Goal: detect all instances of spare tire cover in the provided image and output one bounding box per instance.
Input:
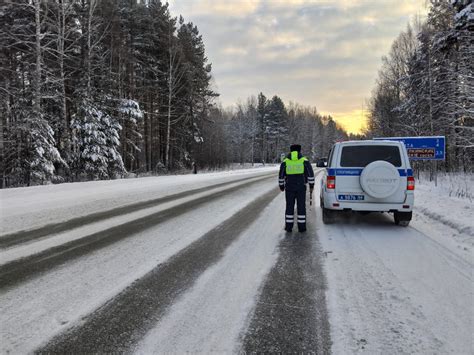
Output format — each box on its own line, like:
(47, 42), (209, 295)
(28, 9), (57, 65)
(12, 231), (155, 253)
(360, 160), (400, 199)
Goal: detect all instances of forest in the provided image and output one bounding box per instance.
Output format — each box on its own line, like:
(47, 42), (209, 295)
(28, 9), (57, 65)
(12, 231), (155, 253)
(0, 0), (347, 188)
(366, 0), (473, 172)
(202, 94), (349, 170)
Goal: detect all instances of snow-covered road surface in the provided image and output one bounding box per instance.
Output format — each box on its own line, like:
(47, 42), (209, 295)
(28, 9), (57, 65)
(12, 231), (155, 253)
(0, 167), (279, 236)
(320, 214), (472, 353)
(0, 168), (472, 353)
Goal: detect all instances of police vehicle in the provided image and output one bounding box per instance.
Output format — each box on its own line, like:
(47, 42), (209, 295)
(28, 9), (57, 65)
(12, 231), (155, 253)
(320, 140), (415, 226)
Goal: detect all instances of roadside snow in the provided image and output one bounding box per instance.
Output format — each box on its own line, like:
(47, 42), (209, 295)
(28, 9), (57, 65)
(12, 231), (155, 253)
(0, 166), (277, 235)
(418, 172), (473, 200)
(413, 173), (473, 263)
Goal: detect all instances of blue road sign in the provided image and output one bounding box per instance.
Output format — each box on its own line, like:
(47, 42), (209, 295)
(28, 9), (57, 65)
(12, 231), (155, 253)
(374, 136), (445, 160)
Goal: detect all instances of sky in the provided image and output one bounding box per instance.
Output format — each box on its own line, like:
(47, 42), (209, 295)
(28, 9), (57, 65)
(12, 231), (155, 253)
(168, 0), (427, 134)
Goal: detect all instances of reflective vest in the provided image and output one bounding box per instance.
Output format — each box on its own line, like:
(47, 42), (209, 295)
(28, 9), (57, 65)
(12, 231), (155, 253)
(284, 151), (307, 175)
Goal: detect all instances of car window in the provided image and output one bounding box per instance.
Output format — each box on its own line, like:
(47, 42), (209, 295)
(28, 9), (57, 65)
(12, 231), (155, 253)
(340, 145), (402, 167)
(327, 148), (334, 167)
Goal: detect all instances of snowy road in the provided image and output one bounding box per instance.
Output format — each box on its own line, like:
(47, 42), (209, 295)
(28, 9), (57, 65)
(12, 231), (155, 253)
(0, 168), (472, 354)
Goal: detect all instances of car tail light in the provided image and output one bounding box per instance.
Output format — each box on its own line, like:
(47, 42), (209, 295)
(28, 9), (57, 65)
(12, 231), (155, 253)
(327, 176), (336, 189)
(407, 176), (415, 190)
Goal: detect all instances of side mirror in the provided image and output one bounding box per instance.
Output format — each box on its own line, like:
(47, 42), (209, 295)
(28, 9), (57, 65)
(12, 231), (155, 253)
(316, 158), (328, 167)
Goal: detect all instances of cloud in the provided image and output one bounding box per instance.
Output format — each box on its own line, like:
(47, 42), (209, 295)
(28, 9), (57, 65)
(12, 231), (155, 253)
(168, 0), (260, 17)
(221, 46), (248, 56)
(168, 0), (428, 133)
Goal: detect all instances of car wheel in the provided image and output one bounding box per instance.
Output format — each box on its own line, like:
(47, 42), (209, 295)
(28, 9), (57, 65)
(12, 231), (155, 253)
(394, 211), (412, 227)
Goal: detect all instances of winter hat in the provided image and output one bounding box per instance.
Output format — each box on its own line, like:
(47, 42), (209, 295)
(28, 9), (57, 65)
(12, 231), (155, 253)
(290, 144), (301, 152)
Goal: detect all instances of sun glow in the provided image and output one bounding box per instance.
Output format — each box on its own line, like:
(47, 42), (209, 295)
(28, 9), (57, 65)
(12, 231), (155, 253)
(322, 109), (368, 135)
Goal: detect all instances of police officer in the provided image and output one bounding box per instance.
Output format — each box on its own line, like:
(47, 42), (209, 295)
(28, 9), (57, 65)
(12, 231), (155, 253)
(278, 144), (315, 232)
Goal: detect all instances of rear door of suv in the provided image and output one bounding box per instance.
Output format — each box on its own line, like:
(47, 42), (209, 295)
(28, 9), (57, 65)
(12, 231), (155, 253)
(334, 142), (407, 203)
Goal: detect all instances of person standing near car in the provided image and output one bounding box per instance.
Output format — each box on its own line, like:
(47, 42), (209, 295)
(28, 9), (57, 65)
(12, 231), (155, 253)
(278, 144), (315, 232)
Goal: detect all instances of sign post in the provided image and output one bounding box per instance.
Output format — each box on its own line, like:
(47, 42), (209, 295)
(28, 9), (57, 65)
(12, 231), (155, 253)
(374, 136), (446, 186)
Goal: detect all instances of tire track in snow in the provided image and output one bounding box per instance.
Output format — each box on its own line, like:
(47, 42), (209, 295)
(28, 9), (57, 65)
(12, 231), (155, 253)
(0, 172), (274, 249)
(320, 212), (471, 353)
(37, 187), (280, 353)
(241, 193), (331, 353)
(339, 220), (443, 353)
(133, 194), (285, 353)
(0, 175), (273, 290)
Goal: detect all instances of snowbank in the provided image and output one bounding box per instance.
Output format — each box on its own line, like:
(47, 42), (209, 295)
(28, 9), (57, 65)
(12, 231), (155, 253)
(417, 172), (473, 200)
(414, 173), (473, 260)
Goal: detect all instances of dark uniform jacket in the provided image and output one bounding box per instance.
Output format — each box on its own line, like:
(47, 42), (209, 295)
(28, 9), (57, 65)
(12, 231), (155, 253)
(278, 152), (315, 191)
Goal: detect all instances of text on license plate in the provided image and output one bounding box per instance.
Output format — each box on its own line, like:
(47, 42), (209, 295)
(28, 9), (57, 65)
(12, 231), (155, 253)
(338, 194), (365, 201)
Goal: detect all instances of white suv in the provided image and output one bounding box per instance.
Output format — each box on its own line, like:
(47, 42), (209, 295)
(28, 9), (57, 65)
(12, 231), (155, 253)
(320, 140), (415, 226)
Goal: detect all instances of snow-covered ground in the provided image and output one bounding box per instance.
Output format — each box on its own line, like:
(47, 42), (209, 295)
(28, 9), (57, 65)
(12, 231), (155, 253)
(0, 169), (278, 353)
(318, 173), (473, 354)
(0, 168), (472, 353)
(418, 171), (473, 200)
(414, 173), (473, 262)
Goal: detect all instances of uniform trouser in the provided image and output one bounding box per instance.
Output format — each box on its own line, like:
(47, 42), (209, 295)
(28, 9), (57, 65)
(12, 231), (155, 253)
(285, 187), (306, 230)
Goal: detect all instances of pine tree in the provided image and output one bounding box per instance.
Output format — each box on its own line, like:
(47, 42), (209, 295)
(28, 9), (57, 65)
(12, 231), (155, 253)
(71, 98), (124, 180)
(177, 17), (218, 167)
(257, 92), (268, 162)
(265, 96), (288, 162)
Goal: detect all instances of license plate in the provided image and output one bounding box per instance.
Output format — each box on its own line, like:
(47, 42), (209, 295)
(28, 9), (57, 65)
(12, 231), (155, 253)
(338, 194), (365, 201)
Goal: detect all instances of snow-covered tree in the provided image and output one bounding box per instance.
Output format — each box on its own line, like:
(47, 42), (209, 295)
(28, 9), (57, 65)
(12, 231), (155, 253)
(71, 99), (125, 180)
(367, 0), (473, 171)
(1, 0), (219, 187)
